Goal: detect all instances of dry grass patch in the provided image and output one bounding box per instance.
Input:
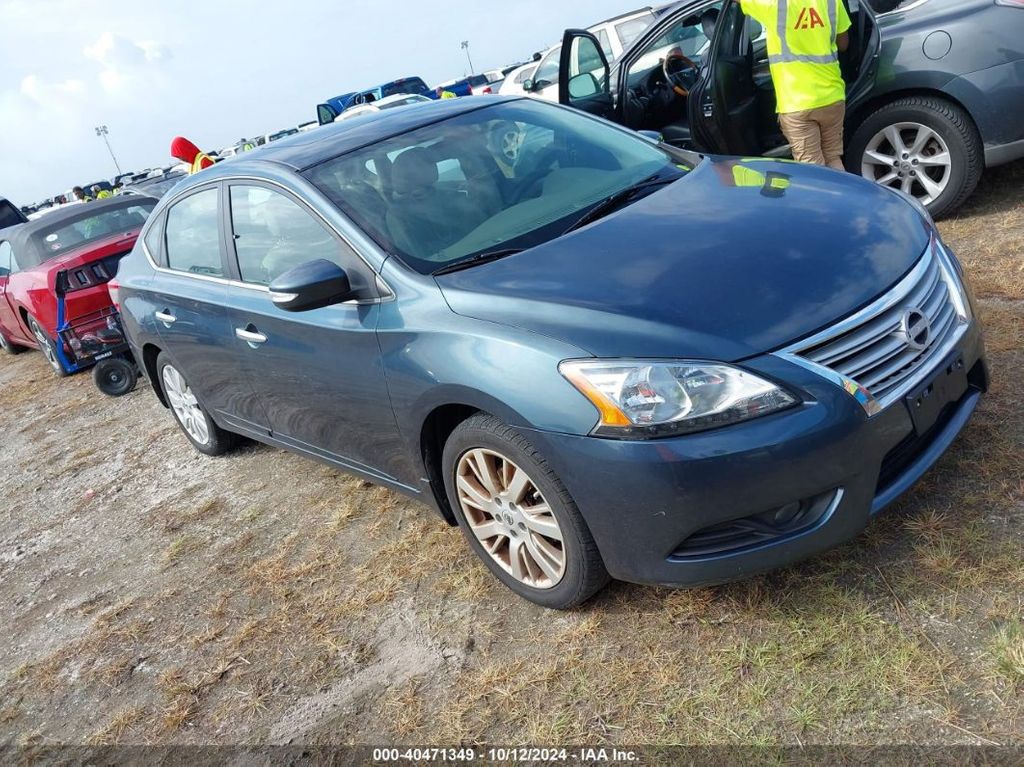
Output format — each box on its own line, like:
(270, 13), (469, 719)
(991, 620), (1024, 693)
(86, 706), (146, 745)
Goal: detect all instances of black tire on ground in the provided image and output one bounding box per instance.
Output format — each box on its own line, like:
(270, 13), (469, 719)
(26, 315), (69, 377)
(847, 96), (983, 220)
(155, 351), (236, 456)
(93, 357), (138, 397)
(0, 327), (26, 355)
(442, 413), (610, 609)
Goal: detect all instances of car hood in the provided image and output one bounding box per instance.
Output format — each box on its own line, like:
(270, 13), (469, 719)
(436, 157), (932, 361)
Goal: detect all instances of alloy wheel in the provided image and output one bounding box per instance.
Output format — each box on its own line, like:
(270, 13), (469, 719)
(455, 448), (566, 589)
(861, 122), (952, 206)
(161, 364), (210, 445)
(30, 320), (61, 372)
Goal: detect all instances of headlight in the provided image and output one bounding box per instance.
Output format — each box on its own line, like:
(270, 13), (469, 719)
(933, 236), (974, 321)
(559, 360), (798, 439)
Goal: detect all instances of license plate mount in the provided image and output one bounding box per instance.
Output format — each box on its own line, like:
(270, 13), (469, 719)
(905, 352), (968, 435)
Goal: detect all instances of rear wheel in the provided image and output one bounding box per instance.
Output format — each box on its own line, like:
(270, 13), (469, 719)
(156, 351), (236, 456)
(27, 315), (68, 377)
(848, 96), (983, 219)
(442, 414), (609, 609)
(0, 328), (26, 355)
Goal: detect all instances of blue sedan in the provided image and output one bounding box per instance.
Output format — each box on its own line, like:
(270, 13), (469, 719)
(115, 97), (987, 608)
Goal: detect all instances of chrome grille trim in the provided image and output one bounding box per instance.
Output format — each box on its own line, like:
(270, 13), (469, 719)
(775, 239), (970, 415)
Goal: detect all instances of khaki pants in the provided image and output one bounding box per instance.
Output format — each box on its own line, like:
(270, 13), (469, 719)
(779, 100), (846, 170)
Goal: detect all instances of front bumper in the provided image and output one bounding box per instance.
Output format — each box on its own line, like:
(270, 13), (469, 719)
(525, 321), (988, 587)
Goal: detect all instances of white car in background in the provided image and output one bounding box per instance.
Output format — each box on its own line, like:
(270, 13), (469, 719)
(498, 62), (539, 96)
(334, 93), (432, 122)
(524, 6), (660, 102)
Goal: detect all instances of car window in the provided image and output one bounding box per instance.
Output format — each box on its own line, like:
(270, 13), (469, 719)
(228, 186), (344, 286)
(626, 2), (724, 82)
(595, 28), (614, 60)
(305, 100), (684, 275)
(616, 14), (656, 49)
(143, 212), (166, 264)
(514, 66), (536, 84)
(165, 188), (223, 277)
(533, 47), (560, 88)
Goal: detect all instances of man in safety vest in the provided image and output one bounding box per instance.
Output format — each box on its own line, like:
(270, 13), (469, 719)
(170, 136), (216, 175)
(93, 185), (112, 199)
(740, 0), (851, 169)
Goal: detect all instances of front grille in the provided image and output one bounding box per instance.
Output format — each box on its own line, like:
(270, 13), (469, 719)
(669, 490), (840, 560)
(794, 246), (966, 407)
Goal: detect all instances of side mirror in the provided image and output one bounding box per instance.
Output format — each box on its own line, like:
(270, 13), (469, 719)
(268, 259), (356, 312)
(567, 72), (600, 100)
(522, 78), (534, 92)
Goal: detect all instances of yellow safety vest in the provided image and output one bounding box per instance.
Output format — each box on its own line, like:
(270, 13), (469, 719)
(96, 190), (112, 199)
(440, 90), (457, 99)
(190, 153), (213, 174)
(741, 0), (851, 114)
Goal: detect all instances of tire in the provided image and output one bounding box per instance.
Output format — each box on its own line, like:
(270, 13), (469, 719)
(155, 351), (236, 456)
(442, 413), (610, 609)
(847, 96), (983, 220)
(26, 315), (69, 377)
(0, 327), (26, 355)
(93, 357), (138, 397)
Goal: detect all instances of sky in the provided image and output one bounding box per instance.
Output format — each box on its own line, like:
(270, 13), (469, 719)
(0, 0), (641, 204)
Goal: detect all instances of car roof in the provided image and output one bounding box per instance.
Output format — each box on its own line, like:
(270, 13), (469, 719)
(196, 96), (513, 178)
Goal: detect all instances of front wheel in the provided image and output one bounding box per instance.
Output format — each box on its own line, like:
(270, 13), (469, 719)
(848, 96), (983, 219)
(156, 351), (236, 456)
(27, 315), (68, 377)
(442, 414), (609, 609)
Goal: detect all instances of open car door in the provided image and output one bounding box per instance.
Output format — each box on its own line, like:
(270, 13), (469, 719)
(316, 103), (339, 126)
(557, 30), (614, 120)
(688, 0), (761, 155)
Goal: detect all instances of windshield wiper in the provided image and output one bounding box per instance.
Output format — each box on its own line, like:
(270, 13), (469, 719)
(432, 248), (524, 276)
(563, 174), (680, 235)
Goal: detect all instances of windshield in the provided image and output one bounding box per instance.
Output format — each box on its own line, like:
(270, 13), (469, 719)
(19, 199), (155, 267)
(305, 100), (686, 274)
(382, 79), (430, 97)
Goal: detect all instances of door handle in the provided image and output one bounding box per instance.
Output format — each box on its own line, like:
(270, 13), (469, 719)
(155, 310), (177, 327)
(235, 327), (268, 348)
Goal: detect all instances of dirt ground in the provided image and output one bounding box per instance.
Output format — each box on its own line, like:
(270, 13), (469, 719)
(1, 161), (1023, 749)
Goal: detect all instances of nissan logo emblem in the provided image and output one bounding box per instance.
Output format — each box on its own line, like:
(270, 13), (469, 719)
(899, 308), (932, 352)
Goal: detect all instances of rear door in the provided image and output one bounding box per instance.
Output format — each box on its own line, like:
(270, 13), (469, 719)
(557, 30), (614, 119)
(219, 181), (409, 485)
(150, 184), (271, 433)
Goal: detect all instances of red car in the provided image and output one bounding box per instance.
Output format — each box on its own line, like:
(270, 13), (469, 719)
(0, 197), (156, 375)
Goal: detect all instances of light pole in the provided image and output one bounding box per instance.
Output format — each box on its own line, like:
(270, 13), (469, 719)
(94, 125), (123, 176)
(461, 40), (475, 75)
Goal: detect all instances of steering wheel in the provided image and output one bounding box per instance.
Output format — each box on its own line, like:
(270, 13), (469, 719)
(663, 52), (700, 98)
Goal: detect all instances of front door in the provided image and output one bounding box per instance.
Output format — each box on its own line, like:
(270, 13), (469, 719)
(557, 31), (614, 119)
(689, 1), (761, 154)
(220, 182), (410, 486)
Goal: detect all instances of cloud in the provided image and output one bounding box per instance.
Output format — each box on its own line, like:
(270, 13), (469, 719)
(83, 32), (171, 93)
(20, 74), (88, 102)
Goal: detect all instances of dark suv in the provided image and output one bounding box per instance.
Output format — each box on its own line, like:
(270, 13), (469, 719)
(557, 0), (1024, 217)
